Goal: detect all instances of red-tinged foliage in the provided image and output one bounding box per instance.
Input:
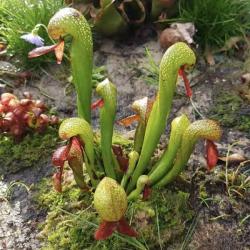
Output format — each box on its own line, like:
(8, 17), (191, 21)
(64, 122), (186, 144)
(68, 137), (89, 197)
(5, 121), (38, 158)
(67, 137), (85, 171)
(52, 170), (63, 193)
(112, 145), (123, 156)
(116, 217), (138, 237)
(178, 67), (192, 98)
(117, 114), (140, 127)
(69, 137), (83, 155)
(51, 144), (70, 192)
(117, 97), (154, 127)
(91, 98), (104, 110)
(206, 139), (219, 170)
(52, 145), (70, 167)
(54, 40), (65, 64)
(95, 217), (137, 240)
(112, 145), (129, 172)
(95, 221), (117, 240)
(28, 44), (58, 58)
(0, 92), (59, 139)
(1, 93), (17, 106)
(51, 136), (86, 192)
(142, 184), (152, 200)
(28, 40), (65, 64)
(118, 157), (129, 173)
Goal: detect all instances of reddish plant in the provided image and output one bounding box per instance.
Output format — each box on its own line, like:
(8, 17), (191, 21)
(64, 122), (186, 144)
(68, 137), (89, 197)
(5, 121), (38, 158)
(52, 136), (88, 192)
(205, 139), (219, 170)
(112, 145), (129, 173)
(95, 218), (137, 240)
(0, 92), (59, 139)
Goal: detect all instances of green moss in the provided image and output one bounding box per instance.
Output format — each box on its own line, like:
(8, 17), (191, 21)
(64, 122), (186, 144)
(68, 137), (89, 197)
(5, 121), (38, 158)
(129, 189), (194, 249)
(34, 176), (91, 211)
(35, 178), (193, 250)
(0, 127), (58, 175)
(199, 185), (208, 200)
(35, 178), (139, 250)
(210, 92), (250, 132)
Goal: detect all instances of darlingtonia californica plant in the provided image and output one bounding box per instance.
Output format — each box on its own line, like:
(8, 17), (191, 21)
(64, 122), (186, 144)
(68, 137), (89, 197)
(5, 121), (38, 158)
(29, 8), (222, 240)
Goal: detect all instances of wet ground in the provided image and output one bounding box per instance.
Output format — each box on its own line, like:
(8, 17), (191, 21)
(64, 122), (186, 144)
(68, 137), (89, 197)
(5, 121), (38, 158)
(0, 37), (249, 249)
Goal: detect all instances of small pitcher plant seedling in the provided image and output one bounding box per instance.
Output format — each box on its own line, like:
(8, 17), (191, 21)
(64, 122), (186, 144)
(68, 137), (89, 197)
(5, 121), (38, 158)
(28, 7), (222, 240)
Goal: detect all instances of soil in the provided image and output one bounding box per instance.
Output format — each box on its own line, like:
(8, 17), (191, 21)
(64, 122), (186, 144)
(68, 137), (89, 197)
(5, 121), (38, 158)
(0, 35), (249, 249)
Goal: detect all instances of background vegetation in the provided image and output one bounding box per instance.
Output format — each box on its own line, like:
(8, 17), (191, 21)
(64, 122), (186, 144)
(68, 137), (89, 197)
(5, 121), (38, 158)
(0, 0), (64, 66)
(177, 0), (250, 49)
(1, 0), (250, 66)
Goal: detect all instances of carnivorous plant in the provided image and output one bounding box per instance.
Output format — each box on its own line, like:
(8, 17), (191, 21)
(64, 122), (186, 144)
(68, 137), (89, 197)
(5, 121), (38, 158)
(31, 7), (222, 240)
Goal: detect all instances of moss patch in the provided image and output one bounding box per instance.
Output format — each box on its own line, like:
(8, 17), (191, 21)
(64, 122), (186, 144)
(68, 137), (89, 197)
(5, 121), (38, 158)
(129, 189), (194, 249)
(0, 127), (58, 175)
(210, 91), (250, 132)
(34, 177), (194, 250)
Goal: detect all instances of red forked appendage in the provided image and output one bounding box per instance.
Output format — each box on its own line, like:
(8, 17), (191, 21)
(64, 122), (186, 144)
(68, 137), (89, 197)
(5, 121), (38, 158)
(206, 139), (219, 170)
(178, 67), (192, 98)
(51, 137), (84, 192)
(95, 217), (138, 240)
(91, 98), (104, 110)
(28, 40), (65, 64)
